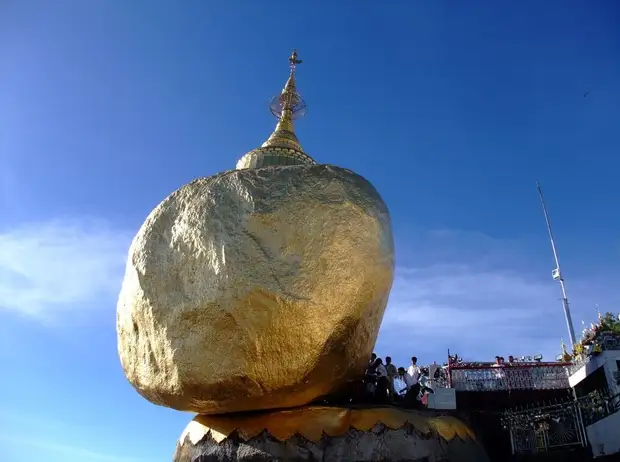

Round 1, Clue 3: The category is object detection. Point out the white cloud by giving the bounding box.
[0,219,614,366]
[0,219,131,321]
[0,410,151,462]
[0,433,152,462]
[380,264,561,362]
[376,231,620,367]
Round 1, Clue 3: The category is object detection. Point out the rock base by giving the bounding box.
[174,406,489,462]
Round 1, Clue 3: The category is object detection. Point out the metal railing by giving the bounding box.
[448,363,572,392]
[565,355,592,376]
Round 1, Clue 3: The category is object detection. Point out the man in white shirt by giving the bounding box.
[397,367,416,393]
[407,356,421,385]
[396,367,421,407]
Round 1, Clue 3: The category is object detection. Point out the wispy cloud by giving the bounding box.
[0,219,614,364]
[0,219,131,321]
[380,264,561,362]
[377,230,620,365]
[0,410,150,462]
[0,433,152,462]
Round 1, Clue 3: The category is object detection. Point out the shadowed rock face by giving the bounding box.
[173,424,490,462]
[117,164,394,415]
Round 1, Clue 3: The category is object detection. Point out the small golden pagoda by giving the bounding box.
[236,50,316,169]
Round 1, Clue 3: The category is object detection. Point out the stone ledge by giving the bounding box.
[174,406,489,462]
[180,406,475,444]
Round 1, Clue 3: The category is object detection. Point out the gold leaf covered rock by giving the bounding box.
[116,164,394,414]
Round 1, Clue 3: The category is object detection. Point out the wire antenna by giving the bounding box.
[537,181,577,347]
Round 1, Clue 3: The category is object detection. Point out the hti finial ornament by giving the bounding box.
[269,49,307,120]
[289,49,302,70]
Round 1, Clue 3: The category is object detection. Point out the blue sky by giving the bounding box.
[1,1,619,461]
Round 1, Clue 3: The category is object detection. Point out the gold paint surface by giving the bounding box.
[261,56,304,153]
[117,165,394,415]
[180,406,476,445]
[427,415,476,442]
[261,74,303,152]
[236,145,315,170]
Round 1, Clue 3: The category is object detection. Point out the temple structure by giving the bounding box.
[116,49,620,462]
[116,50,490,461]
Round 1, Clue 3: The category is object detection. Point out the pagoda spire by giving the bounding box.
[235,49,315,170]
[261,50,306,152]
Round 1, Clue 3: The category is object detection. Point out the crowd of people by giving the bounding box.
[448,353,518,367]
[492,355,516,366]
[317,352,539,407]
[364,353,434,408]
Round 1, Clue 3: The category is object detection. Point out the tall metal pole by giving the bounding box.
[537,181,577,347]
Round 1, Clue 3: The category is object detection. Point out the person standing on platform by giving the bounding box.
[385,356,398,401]
[375,358,388,378]
[406,357,422,408]
[407,356,421,383]
[373,358,390,403]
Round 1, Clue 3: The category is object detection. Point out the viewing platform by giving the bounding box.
[415,360,575,413]
[447,362,572,392]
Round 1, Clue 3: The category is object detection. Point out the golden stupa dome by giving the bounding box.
[236,50,316,169]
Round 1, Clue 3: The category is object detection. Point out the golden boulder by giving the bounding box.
[116,164,394,414]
